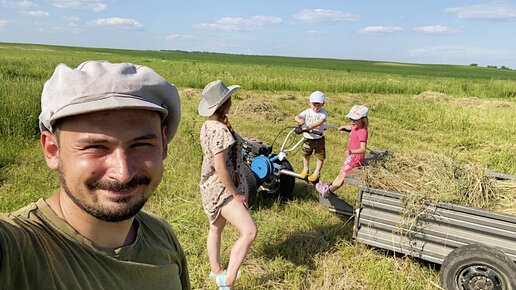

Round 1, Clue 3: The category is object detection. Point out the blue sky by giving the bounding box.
[1,0,516,68]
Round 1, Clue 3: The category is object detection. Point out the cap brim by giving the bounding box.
[198,85,240,116]
[346,113,361,120]
[44,93,181,143]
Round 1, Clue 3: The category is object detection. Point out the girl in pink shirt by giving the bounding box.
[316,105,369,198]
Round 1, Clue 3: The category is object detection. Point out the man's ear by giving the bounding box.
[41,131,59,170]
[161,126,168,160]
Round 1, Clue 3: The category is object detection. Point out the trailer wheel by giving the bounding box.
[259,159,295,200]
[241,163,258,207]
[440,244,516,290]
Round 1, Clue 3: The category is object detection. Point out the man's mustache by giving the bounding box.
[87,176,151,191]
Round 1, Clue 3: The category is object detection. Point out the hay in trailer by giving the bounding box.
[231,98,286,122]
[361,151,515,214]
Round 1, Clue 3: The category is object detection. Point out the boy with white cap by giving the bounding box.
[0,61,190,289]
[294,91,328,183]
[317,105,369,198]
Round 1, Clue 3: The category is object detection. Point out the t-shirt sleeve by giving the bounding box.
[357,129,368,143]
[210,125,235,156]
[298,109,308,119]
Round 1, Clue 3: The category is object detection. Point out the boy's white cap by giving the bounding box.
[346,105,368,120]
[39,60,181,143]
[309,91,325,103]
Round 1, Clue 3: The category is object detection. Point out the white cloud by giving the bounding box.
[19,10,49,16]
[294,9,360,24]
[412,25,461,34]
[1,0,37,9]
[445,3,516,21]
[307,30,322,35]
[88,17,143,29]
[359,26,404,34]
[0,20,7,27]
[165,34,196,40]
[63,16,79,21]
[51,0,106,12]
[193,16,282,31]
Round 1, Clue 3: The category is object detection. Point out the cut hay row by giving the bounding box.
[231,98,286,122]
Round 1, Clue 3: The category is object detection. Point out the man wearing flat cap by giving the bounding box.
[0,61,190,289]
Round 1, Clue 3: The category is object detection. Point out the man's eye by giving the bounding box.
[85,145,106,150]
[133,142,153,147]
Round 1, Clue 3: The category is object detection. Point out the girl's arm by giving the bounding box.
[347,141,366,155]
[213,147,248,207]
[214,148,239,197]
[339,125,352,132]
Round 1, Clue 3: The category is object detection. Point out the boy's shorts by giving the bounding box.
[302,137,325,160]
[342,154,365,173]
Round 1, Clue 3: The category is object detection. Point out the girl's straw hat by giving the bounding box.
[198,80,240,116]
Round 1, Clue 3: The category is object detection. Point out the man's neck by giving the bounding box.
[45,192,137,249]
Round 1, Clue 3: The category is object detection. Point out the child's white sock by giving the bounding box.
[314,170,320,175]
[303,166,309,171]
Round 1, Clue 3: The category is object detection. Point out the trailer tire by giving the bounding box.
[259,159,295,201]
[440,244,516,290]
[241,163,258,207]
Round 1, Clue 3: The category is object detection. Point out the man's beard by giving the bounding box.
[59,165,151,222]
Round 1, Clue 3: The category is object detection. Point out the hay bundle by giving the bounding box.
[180,88,201,100]
[362,151,515,214]
[231,98,285,122]
[414,91,450,101]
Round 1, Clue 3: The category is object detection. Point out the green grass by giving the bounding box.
[1,43,515,289]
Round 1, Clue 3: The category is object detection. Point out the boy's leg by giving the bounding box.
[300,140,313,179]
[308,138,325,182]
[314,158,324,173]
[300,155,310,179]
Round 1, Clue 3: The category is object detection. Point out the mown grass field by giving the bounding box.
[1,42,515,289]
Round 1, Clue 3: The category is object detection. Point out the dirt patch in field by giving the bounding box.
[180,88,201,100]
[232,98,285,122]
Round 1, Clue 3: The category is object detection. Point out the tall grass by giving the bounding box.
[1,43,515,289]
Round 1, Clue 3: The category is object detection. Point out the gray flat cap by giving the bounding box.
[39,60,181,142]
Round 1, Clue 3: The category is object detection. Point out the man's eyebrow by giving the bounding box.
[133,134,159,141]
[75,134,158,144]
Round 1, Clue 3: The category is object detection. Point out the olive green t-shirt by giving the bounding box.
[0,199,190,289]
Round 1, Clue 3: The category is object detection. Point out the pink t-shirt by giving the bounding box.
[348,127,368,155]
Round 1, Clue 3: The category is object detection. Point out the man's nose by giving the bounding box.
[106,148,136,183]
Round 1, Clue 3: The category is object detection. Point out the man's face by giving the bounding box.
[55,109,167,222]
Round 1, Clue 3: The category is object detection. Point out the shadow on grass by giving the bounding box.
[259,220,354,270]
[250,180,320,211]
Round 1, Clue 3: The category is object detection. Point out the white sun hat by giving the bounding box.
[39,60,181,143]
[198,80,240,116]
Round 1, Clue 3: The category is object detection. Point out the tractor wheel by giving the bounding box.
[241,163,258,207]
[440,244,516,290]
[259,159,295,201]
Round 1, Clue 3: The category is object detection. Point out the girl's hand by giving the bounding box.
[342,148,351,155]
[234,194,248,209]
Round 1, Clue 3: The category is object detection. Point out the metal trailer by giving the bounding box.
[242,131,516,289]
[320,168,516,289]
